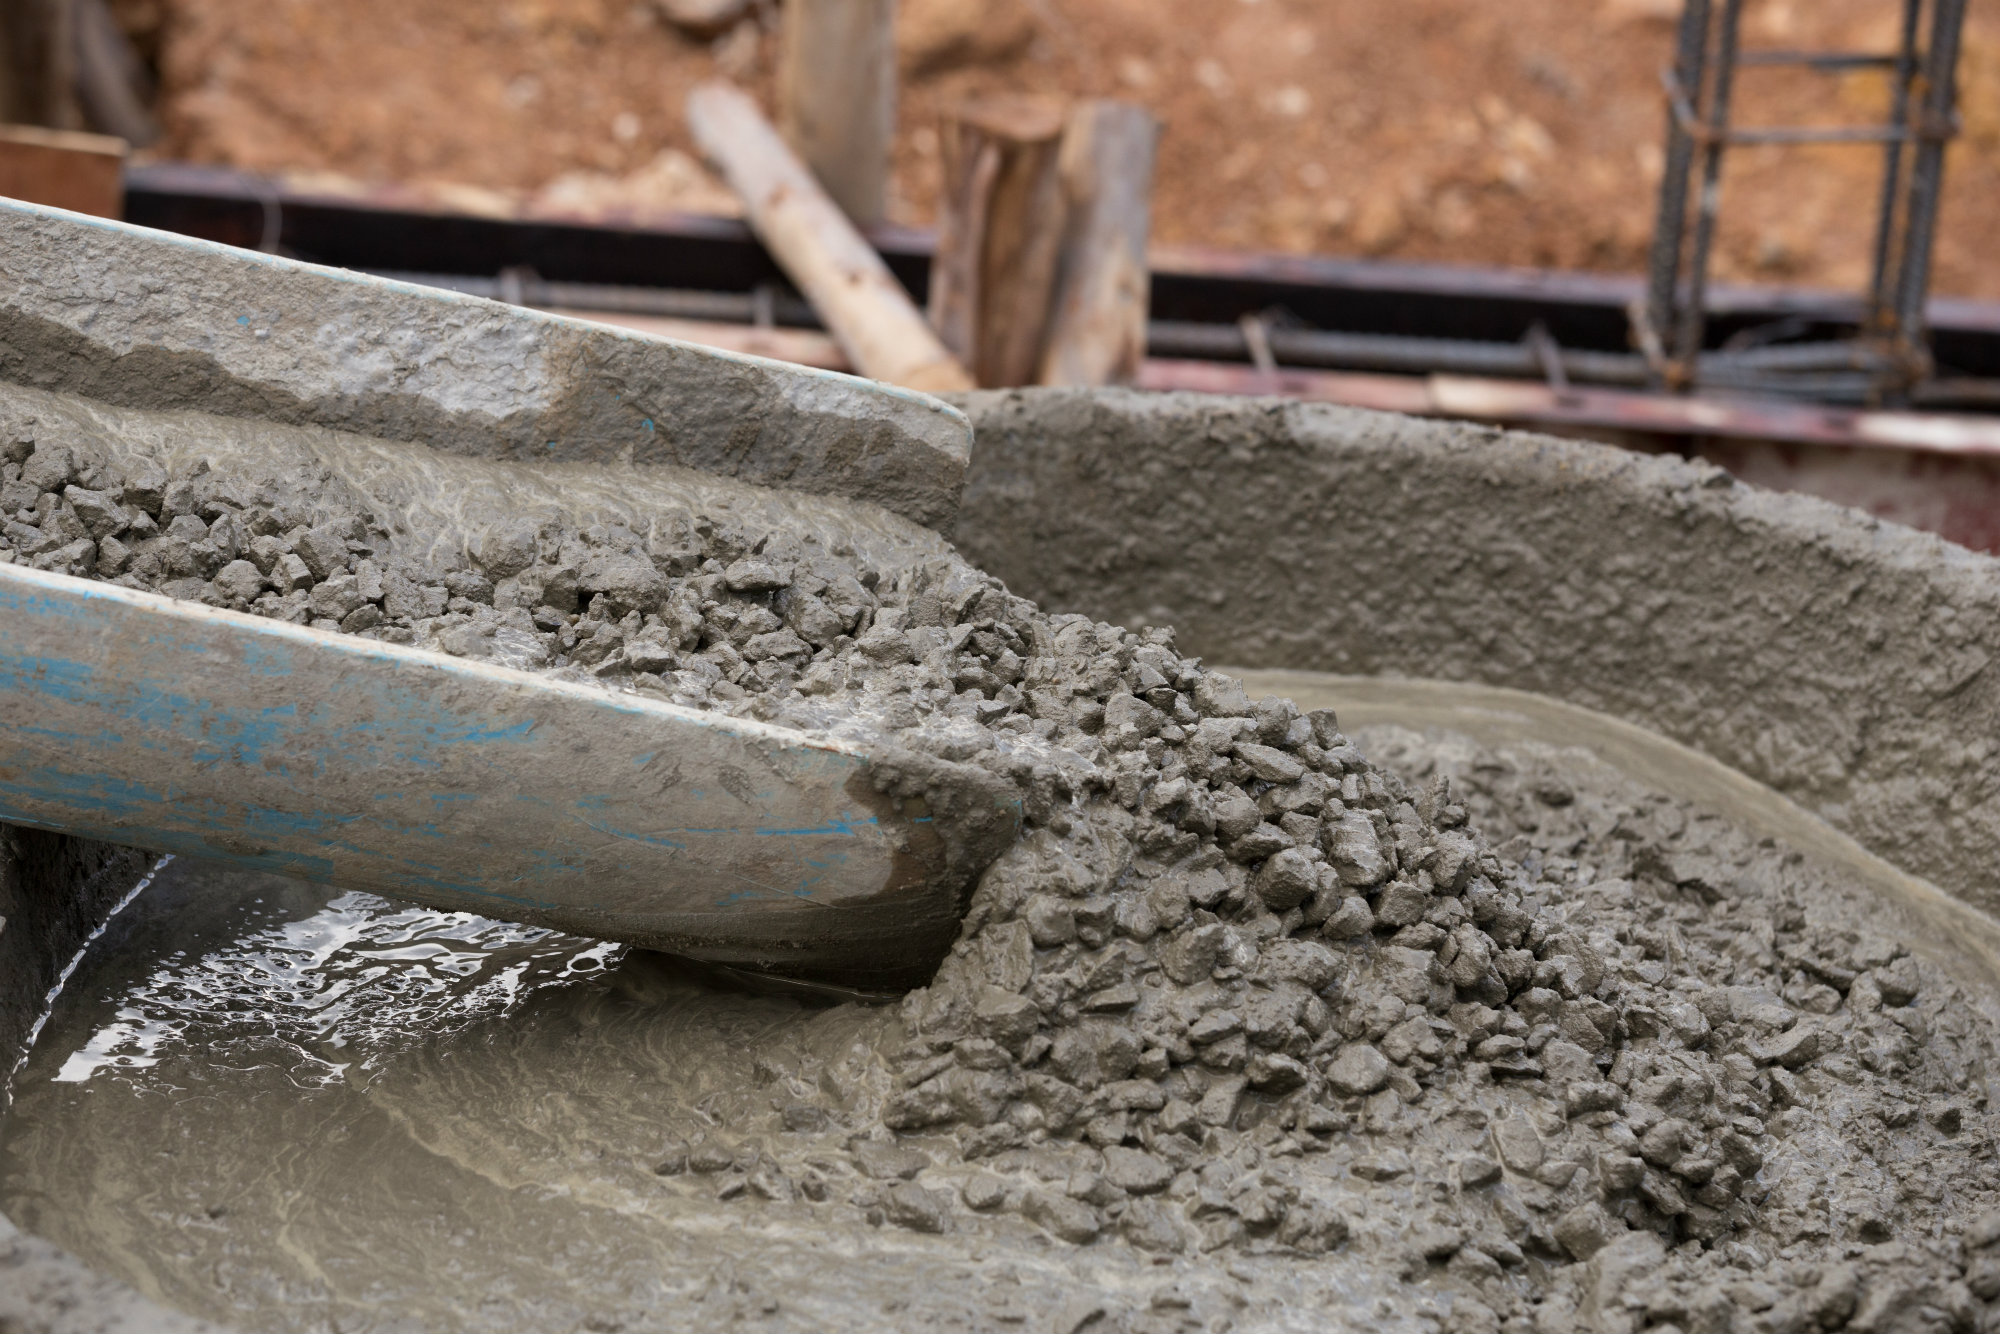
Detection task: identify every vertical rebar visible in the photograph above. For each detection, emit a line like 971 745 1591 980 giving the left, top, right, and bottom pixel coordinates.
1643 0 1714 381
1865 0 1925 334
1892 0 1969 369
1642 0 1965 402
1671 0 1746 378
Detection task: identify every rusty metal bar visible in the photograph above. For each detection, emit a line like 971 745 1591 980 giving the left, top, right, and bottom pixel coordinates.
1737 50 1902 69
1142 320 1900 390
1661 67 1955 146
1673 0 1745 376
1891 0 1970 374
1642 0 1968 404
1867 0 1926 335
1643 0 1714 377
1689 122 1951 145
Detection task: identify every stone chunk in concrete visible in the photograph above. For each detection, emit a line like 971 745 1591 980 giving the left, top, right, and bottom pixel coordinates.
1327 1042 1390 1095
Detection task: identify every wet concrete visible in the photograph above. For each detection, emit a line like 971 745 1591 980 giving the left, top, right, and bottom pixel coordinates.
8 676 2000 1334
3 289 1999 1330
951 388 2000 915
1237 670 2000 1005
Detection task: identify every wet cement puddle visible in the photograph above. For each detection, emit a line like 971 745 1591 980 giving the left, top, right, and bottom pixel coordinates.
5 675 1998 1333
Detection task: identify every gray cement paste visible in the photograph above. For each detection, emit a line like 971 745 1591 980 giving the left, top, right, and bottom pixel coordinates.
947 389 2000 928
9 381 2000 1331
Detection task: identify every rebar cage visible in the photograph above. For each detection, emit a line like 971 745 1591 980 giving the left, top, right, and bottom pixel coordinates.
1637 0 1971 405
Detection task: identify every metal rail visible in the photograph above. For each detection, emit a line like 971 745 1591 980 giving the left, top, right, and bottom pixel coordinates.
122 163 2000 410
377 269 1937 405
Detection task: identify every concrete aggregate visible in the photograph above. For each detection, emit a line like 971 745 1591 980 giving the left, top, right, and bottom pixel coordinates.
9 385 2000 1330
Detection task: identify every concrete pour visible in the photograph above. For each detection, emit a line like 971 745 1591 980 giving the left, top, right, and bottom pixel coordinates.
949 389 2000 921
8 377 2000 1331
8 679 2000 1334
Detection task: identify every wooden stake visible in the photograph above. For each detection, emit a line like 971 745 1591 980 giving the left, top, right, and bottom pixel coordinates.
776 0 895 226
1039 100 1161 388
0 123 125 217
687 80 974 394
928 95 1069 389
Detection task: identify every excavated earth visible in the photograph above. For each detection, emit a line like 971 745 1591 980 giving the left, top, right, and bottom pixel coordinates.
8 381 2000 1333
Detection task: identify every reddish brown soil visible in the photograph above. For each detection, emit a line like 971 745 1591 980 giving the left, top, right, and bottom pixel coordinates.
147 0 2000 298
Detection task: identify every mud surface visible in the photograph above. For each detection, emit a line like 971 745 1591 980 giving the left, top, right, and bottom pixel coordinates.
143 0 2000 300
11 671 2000 1333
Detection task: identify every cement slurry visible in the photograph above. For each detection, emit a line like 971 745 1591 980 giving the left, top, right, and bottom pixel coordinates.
8 677 2000 1334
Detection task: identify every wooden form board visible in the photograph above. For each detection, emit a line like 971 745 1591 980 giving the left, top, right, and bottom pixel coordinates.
0 122 124 217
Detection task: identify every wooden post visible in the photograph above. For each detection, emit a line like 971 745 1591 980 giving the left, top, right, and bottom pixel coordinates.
927 95 1069 389
776 0 895 226
687 80 974 394
0 0 83 131
1039 101 1161 388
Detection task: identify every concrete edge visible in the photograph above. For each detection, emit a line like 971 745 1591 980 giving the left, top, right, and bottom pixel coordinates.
0 199 971 530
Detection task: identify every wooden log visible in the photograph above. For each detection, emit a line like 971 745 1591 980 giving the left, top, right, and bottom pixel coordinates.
687 80 974 394
0 123 124 217
776 0 895 226
927 94 1069 389
652 0 753 38
1039 100 1161 388
72 0 158 147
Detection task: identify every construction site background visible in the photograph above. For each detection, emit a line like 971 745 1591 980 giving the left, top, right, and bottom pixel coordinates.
105 0 2000 300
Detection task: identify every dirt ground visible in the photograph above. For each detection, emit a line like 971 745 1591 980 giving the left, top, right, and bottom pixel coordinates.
124 0 2000 299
